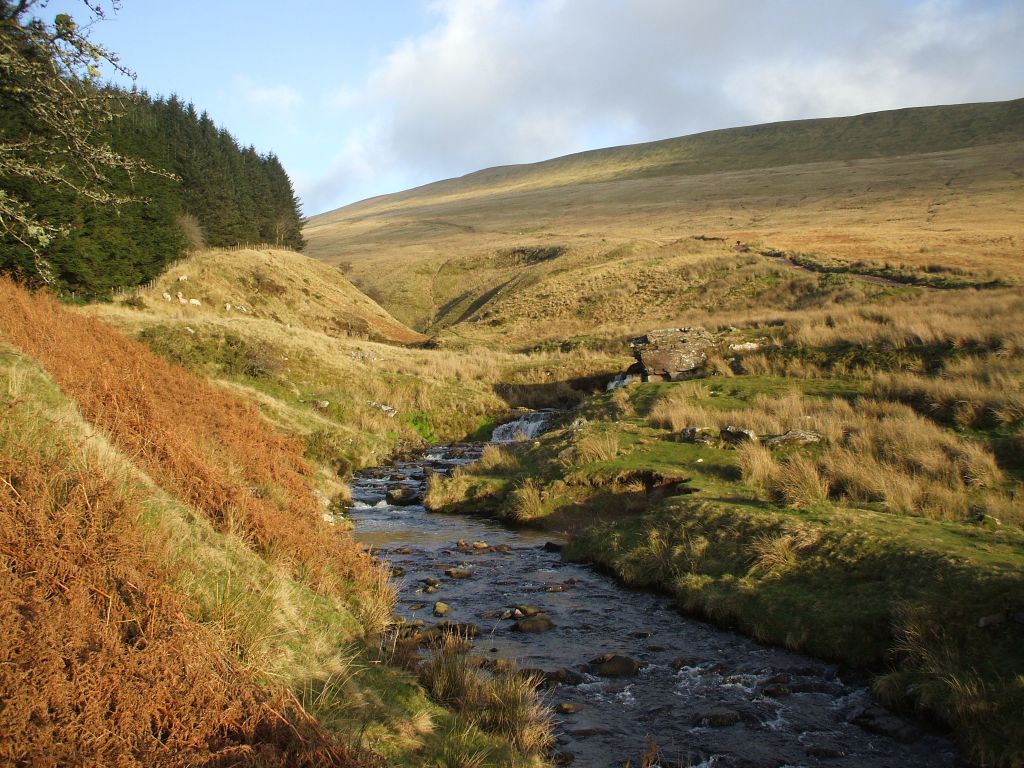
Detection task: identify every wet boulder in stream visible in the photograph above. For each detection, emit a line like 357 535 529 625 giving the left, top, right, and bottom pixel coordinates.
386 487 422 505
513 614 555 633
588 653 644 677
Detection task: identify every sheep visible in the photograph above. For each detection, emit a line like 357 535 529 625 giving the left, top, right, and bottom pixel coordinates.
177 275 188 282
188 298 201 306
162 292 172 301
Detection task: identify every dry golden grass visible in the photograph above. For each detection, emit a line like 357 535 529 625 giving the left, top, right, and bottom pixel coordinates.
124 247 425 345
657 385 1020 526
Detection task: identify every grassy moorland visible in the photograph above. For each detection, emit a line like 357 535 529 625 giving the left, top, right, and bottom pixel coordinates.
303 99 1024 764
305 99 1023 341
0 277 559 767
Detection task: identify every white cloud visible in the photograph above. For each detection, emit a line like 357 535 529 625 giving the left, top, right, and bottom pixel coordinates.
300 0 1024 213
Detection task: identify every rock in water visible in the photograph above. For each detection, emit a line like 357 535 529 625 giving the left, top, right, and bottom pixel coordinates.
513 614 555 633
692 707 741 727
386 487 422 505
629 327 716 381
588 653 644 677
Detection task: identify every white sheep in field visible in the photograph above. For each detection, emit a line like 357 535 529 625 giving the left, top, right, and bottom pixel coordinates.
162 292 172 301
225 303 232 312
189 298 201 306
177 275 188 282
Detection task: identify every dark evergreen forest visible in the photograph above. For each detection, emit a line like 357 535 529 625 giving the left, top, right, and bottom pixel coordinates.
0 89 305 298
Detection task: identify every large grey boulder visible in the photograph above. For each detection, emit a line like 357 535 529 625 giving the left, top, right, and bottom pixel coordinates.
629 327 716 381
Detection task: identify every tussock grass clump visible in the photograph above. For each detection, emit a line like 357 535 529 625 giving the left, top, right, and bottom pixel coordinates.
476 443 513 471
480 670 553 753
419 631 553 757
563 431 620 464
772 455 831 509
509 478 547 522
424 467 472 511
748 527 822 577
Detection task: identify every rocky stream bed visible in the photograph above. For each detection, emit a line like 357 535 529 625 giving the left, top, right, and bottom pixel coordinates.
347 414 959 768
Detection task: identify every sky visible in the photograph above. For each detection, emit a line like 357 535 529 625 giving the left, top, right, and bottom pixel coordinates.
47 0 1024 216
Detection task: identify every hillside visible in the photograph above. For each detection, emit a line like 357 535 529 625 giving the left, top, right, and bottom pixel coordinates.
126 246 427 345
305 98 1024 339
90 247 624 472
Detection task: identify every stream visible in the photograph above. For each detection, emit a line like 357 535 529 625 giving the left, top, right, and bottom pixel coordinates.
348 413 958 768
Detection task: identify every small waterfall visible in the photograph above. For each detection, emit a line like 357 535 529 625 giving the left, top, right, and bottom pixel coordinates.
490 410 554 443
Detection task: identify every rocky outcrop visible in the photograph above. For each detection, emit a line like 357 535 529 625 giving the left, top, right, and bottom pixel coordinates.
629 327 716 381
762 429 823 447
720 426 757 446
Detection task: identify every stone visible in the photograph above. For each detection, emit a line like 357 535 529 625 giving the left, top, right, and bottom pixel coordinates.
729 341 761 352
761 429 824 447
492 544 512 553
720 426 757 446
760 683 791 698
513 615 555 633
556 702 584 715
692 707 740 727
471 541 489 549
433 602 449 617
850 706 921 743
676 426 717 445
543 541 563 553
421 577 441 587
588 653 643 677
386 487 422 505
542 668 587 687
545 585 567 593
513 604 543 617
424 586 439 594
445 568 473 579
629 327 716 380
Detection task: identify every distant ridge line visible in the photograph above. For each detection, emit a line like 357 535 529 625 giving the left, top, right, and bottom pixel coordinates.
318 97 1024 216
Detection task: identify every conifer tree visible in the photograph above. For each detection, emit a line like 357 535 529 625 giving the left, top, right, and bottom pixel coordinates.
0 0 166 285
